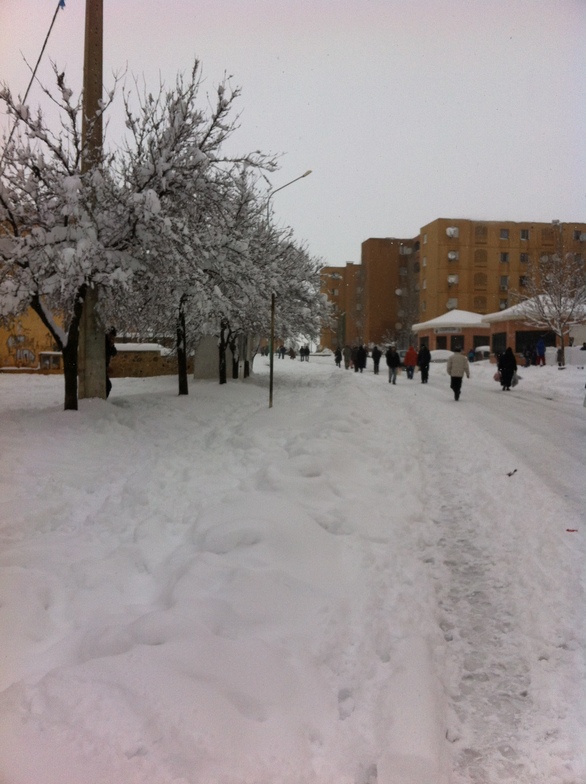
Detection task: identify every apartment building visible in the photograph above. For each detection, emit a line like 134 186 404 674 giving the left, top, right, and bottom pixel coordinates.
320 237 419 350
320 218 586 349
418 218 586 320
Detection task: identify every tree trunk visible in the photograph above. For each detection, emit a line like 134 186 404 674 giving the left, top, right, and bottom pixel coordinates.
218 319 229 385
62 336 80 411
30 286 86 411
228 335 239 379
559 332 566 368
177 302 189 395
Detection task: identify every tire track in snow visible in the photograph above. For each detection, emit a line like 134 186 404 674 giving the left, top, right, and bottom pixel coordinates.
404 385 585 783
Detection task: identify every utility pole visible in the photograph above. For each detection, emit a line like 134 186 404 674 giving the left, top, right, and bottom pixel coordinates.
78 0 106 398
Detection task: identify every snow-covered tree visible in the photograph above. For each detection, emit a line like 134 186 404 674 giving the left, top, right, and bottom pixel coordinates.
0 66 150 409
510 242 586 366
0 61 276 405
101 66 279 393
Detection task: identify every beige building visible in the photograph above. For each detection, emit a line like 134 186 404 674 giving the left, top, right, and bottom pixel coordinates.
418 218 586 321
321 218 586 348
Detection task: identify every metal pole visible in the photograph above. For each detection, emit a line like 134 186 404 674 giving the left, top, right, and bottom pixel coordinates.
266 170 312 408
269 293 275 408
266 170 312 222
78 0 106 399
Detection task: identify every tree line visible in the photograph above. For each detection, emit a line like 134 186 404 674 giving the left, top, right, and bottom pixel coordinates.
0 60 330 409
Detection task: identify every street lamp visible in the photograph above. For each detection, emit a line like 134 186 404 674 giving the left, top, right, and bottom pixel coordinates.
267 169 312 408
266 170 312 222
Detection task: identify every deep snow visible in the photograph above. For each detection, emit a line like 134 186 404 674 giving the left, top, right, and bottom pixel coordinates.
0 356 585 784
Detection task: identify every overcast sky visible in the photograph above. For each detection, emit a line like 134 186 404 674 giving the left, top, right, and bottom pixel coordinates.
1 0 585 266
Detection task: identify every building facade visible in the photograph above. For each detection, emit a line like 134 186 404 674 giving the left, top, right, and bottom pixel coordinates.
418 218 586 321
321 218 586 349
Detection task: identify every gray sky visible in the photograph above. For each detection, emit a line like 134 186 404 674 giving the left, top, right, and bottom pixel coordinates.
1 0 585 266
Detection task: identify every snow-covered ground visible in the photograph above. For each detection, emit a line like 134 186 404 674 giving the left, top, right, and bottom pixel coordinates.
0 356 585 784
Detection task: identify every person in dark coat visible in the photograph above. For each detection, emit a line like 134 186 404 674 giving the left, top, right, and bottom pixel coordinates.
385 345 401 384
498 346 517 391
417 344 431 384
371 345 382 374
334 347 342 368
105 327 117 398
356 344 367 373
351 345 359 372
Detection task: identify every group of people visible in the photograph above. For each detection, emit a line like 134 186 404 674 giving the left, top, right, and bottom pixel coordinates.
334 343 433 385
277 344 311 360
333 341 476 402
522 338 547 367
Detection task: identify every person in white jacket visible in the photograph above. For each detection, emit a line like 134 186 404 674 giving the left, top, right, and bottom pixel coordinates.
446 347 470 401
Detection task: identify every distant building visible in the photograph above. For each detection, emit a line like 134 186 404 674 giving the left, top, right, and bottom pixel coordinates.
320 218 586 348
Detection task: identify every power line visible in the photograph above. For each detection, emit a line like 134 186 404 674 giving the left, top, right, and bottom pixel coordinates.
1 0 66 167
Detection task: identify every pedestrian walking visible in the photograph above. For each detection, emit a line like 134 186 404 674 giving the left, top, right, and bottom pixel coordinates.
357 344 367 373
417 344 431 384
343 345 352 370
334 347 342 368
498 347 517 391
446 346 470 401
403 346 418 379
371 345 382 374
385 345 401 385
105 327 117 398
536 338 546 366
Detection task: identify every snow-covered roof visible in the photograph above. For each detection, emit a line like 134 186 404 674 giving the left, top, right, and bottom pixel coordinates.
482 297 586 324
116 342 169 354
412 309 489 332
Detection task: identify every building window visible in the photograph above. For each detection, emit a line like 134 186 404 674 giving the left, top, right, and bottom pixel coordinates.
473 296 487 310
474 249 487 266
331 288 339 296
519 276 528 288
500 275 509 290
422 256 427 267
446 226 459 238
448 251 459 261
500 252 509 263
423 233 427 244
492 332 506 353
436 336 447 349
574 230 583 241
475 224 488 243
474 272 487 288
541 227 554 244
422 279 427 289
500 228 509 240
421 301 426 312
446 297 458 309
520 229 529 240
520 252 529 263
447 274 459 286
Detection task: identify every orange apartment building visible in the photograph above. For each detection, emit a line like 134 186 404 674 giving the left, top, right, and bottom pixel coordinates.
321 218 586 349
320 237 419 350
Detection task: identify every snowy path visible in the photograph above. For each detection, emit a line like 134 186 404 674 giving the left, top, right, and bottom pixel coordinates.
398 368 586 783
0 361 584 783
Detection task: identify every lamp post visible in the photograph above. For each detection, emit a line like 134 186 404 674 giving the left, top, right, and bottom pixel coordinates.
266 169 312 408
266 170 312 222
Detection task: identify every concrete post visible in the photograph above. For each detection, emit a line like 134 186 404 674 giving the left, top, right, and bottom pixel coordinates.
78 0 106 399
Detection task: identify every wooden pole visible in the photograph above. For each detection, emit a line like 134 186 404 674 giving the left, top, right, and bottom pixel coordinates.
78 0 106 399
